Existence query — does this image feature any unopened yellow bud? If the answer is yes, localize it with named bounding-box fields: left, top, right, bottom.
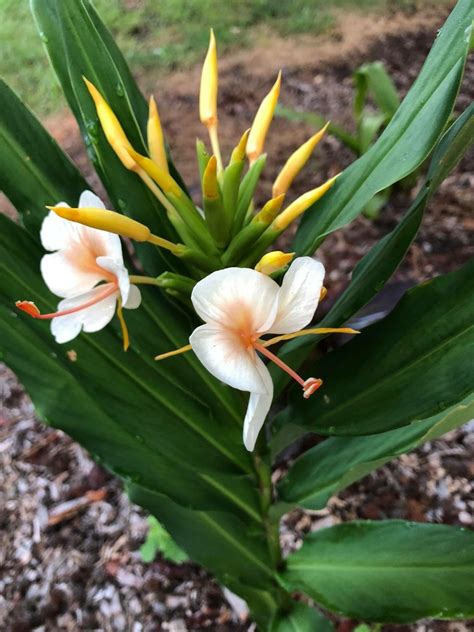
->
left=203, top=155, right=219, bottom=199
left=255, top=251, right=295, bottom=275
left=230, top=129, right=250, bottom=164
left=200, top=29, right=218, bottom=128
left=273, top=175, right=338, bottom=231
left=147, top=96, right=169, bottom=174
left=253, top=194, right=285, bottom=224
left=126, top=147, right=182, bottom=197
left=83, top=77, right=136, bottom=171
left=246, top=71, right=281, bottom=165
left=49, top=206, right=151, bottom=241
left=272, top=122, right=329, bottom=197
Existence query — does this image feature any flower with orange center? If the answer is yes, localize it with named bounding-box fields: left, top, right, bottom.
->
left=189, top=257, right=327, bottom=450
left=16, top=191, right=141, bottom=346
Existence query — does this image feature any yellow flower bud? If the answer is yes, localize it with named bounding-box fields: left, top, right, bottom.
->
left=126, top=147, right=182, bottom=198
left=230, top=129, right=250, bottom=164
left=246, top=71, right=281, bottom=165
left=272, top=122, right=329, bottom=197
left=253, top=194, right=285, bottom=225
left=255, top=251, right=295, bottom=275
left=83, top=77, right=136, bottom=171
left=200, top=29, right=218, bottom=128
left=147, top=96, right=169, bottom=174
left=203, top=155, right=219, bottom=199
left=272, top=175, right=338, bottom=231
left=49, top=205, right=151, bottom=241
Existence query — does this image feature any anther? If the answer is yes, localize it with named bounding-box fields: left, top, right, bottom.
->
left=303, top=377, right=323, bottom=399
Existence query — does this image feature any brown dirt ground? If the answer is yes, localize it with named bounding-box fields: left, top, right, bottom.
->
left=1, top=5, right=473, bottom=631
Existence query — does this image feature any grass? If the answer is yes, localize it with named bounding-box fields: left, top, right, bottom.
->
left=0, top=0, right=451, bottom=117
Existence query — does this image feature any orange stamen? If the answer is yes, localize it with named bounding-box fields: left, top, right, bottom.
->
left=254, top=341, right=322, bottom=398
left=16, top=283, right=118, bottom=320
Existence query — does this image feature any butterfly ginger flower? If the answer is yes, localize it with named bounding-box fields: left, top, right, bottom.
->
left=164, top=257, right=354, bottom=450
left=16, top=191, right=141, bottom=347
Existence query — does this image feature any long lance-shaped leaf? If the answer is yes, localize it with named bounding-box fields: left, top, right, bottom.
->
left=278, top=521, right=474, bottom=622
left=0, top=214, right=262, bottom=521
left=270, top=103, right=474, bottom=407
left=278, top=393, right=474, bottom=510
left=276, top=259, right=474, bottom=437
left=128, top=484, right=277, bottom=598
left=0, top=80, right=88, bottom=235
left=292, top=0, right=473, bottom=255
left=30, top=0, right=181, bottom=275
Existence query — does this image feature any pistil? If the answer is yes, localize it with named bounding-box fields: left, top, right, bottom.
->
left=16, top=282, right=118, bottom=320
left=253, top=341, right=322, bottom=398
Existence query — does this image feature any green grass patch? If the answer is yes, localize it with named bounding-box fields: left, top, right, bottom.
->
left=0, top=0, right=451, bottom=117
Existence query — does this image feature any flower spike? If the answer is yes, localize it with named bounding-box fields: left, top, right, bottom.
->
left=147, top=96, right=169, bottom=174
left=272, top=122, right=329, bottom=197
left=246, top=71, right=281, bottom=165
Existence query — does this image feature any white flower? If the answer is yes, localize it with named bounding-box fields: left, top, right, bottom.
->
left=189, top=257, right=326, bottom=451
left=19, top=191, right=141, bottom=345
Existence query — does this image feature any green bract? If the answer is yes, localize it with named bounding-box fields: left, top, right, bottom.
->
left=0, top=0, right=473, bottom=629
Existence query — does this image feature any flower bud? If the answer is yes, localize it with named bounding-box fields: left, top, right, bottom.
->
left=49, top=205, right=151, bottom=241
left=246, top=72, right=281, bottom=164
left=272, top=122, right=329, bottom=197
left=199, top=29, right=218, bottom=128
left=83, top=77, right=136, bottom=170
left=273, top=175, right=338, bottom=231
left=230, top=129, right=250, bottom=164
left=255, top=251, right=295, bottom=275
left=147, top=96, right=169, bottom=173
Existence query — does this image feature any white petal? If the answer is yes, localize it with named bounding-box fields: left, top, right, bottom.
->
left=270, top=257, right=325, bottom=334
left=190, top=323, right=269, bottom=393
left=50, top=285, right=117, bottom=343
left=124, top=284, right=141, bottom=309
left=96, top=256, right=129, bottom=303
left=40, top=207, right=79, bottom=252
left=50, top=313, right=83, bottom=344
left=191, top=267, right=280, bottom=332
left=79, top=190, right=106, bottom=209
left=243, top=363, right=273, bottom=451
left=41, top=251, right=105, bottom=298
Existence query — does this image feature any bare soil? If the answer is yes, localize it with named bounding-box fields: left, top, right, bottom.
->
left=1, top=6, right=473, bottom=631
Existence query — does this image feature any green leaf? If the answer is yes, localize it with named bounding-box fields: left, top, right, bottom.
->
left=279, top=521, right=474, bottom=622
left=278, top=260, right=474, bottom=436
left=30, top=0, right=181, bottom=275
left=272, top=601, right=334, bottom=632
left=0, top=79, right=88, bottom=234
left=140, top=516, right=188, bottom=564
left=293, top=0, right=473, bottom=255
left=271, top=103, right=474, bottom=405
left=354, top=61, right=400, bottom=122
left=278, top=393, right=474, bottom=510
left=129, top=482, right=275, bottom=589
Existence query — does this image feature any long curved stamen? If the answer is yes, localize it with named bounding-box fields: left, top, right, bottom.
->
left=16, top=283, right=118, bottom=320
left=155, top=344, right=192, bottom=361
left=254, top=341, right=322, bottom=397
left=262, top=326, right=359, bottom=347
